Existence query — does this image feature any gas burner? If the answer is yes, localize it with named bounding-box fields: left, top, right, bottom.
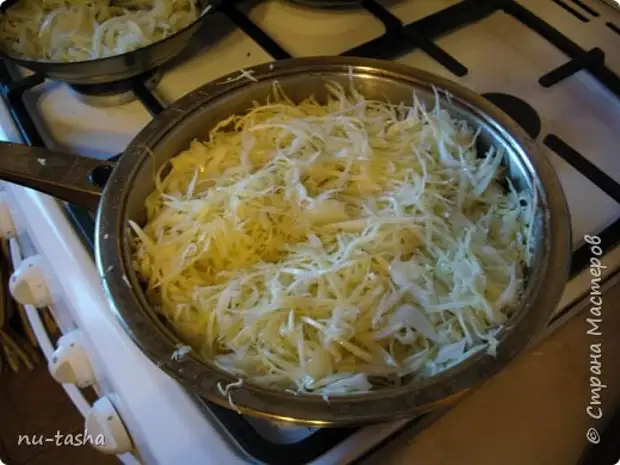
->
left=68, top=70, right=162, bottom=107
left=481, top=92, right=541, bottom=139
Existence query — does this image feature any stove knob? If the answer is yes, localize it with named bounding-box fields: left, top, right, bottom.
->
left=48, top=331, right=95, bottom=388
left=85, top=396, right=133, bottom=454
left=9, top=255, right=52, bottom=308
left=0, top=191, right=16, bottom=239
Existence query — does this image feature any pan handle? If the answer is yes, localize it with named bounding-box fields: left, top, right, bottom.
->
left=0, top=141, right=115, bottom=212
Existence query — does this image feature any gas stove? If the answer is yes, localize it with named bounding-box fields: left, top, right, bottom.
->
left=0, top=0, right=619, bottom=464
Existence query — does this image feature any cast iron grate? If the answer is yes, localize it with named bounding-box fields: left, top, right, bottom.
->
left=551, top=0, right=590, bottom=22
left=1, top=0, right=620, bottom=463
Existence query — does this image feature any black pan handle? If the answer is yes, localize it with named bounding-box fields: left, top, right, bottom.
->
left=0, top=141, right=116, bottom=211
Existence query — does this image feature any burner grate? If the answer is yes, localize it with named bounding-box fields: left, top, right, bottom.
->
left=502, top=0, right=620, bottom=97
left=220, top=2, right=292, bottom=59
left=538, top=48, right=606, bottom=87
left=551, top=0, right=589, bottom=22
left=0, top=68, right=46, bottom=147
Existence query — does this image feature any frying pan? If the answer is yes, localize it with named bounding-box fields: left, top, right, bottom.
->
left=0, top=0, right=220, bottom=85
left=0, top=57, right=571, bottom=426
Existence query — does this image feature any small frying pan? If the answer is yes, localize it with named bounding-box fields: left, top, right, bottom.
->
left=0, top=0, right=220, bottom=85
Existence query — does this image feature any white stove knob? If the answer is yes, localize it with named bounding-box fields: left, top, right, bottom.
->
left=85, top=396, right=133, bottom=454
left=0, top=192, right=16, bottom=239
left=9, top=255, right=52, bottom=307
left=48, top=331, right=95, bottom=388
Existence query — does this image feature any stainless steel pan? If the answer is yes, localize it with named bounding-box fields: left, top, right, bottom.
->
left=0, top=0, right=219, bottom=85
left=0, top=57, right=572, bottom=426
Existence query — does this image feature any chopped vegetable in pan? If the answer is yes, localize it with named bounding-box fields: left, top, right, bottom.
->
left=129, top=81, right=537, bottom=398
left=0, top=0, right=200, bottom=62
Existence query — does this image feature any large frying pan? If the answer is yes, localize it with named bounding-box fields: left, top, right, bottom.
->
left=0, top=57, right=571, bottom=426
left=0, top=0, right=220, bottom=85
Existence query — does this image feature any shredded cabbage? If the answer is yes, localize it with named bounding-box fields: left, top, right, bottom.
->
left=129, top=81, right=537, bottom=398
left=0, top=0, right=200, bottom=62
